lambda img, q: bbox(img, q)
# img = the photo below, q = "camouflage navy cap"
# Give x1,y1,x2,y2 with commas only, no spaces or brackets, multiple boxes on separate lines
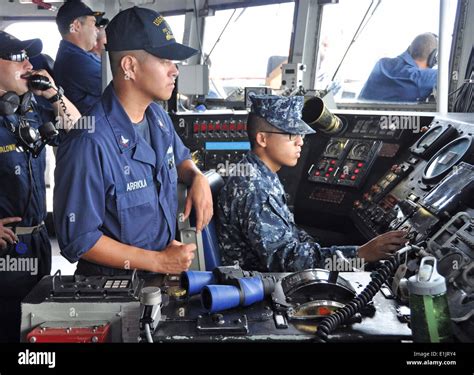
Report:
249,95,316,135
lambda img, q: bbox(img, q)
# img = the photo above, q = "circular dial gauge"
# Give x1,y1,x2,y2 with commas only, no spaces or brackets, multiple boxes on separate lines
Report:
423,136,473,183
349,142,371,160
411,123,458,158
324,140,347,157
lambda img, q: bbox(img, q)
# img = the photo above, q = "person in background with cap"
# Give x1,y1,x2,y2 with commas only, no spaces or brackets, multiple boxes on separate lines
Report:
54,7,213,276
54,0,104,114
217,95,407,272
0,31,80,342
89,16,109,61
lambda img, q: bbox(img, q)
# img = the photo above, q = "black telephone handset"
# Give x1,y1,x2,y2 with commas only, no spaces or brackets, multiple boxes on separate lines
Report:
27,74,53,91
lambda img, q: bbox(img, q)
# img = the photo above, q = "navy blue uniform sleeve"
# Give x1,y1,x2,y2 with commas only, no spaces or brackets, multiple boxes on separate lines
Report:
170,119,191,166
34,96,54,124
239,192,358,272
296,227,358,261
416,68,437,100
53,133,105,262
55,54,101,114
74,54,101,97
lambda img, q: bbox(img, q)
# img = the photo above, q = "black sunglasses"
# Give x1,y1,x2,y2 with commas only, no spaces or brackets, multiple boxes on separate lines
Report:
0,50,29,62
262,131,306,141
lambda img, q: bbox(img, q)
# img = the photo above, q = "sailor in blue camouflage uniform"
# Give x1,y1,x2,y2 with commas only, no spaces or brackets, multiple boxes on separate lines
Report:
217,95,407,272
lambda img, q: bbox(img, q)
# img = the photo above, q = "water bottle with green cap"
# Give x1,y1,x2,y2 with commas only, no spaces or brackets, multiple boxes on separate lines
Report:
407,256,453,343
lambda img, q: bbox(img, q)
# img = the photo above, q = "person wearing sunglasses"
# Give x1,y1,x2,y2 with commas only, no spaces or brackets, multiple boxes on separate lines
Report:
216,94,407,272
0,31,80,342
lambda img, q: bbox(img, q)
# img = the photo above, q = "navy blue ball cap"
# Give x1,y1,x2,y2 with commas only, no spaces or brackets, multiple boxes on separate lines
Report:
250,95,316,135
95,16,109,28
106,7,199,61
56,0,105,34
0,30,42,58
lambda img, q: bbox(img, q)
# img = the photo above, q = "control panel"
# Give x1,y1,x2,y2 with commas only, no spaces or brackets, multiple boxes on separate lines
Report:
293,113,474,340
171,111,249,171
344,114,406,139
351,117,474,239
293,111,434,230
307,138,382,188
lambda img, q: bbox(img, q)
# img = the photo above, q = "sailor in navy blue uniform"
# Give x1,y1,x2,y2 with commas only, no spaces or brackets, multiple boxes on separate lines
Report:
54,7,213,276
0,31,80,342
54,1,105,114
359,33,438,102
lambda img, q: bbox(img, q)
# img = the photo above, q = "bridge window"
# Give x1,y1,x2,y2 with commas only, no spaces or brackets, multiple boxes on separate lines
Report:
166,15,185,44
315,0,458,107
202,2,295,98
5,21,61,60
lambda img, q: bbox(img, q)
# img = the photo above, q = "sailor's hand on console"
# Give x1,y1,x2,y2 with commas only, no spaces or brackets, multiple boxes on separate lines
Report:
357,230,408,262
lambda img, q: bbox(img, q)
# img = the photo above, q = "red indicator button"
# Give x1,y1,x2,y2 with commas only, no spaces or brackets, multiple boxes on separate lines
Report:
318,307,332,316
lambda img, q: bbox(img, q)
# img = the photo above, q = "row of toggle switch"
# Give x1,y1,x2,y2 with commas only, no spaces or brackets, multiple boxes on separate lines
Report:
193,120,247,137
